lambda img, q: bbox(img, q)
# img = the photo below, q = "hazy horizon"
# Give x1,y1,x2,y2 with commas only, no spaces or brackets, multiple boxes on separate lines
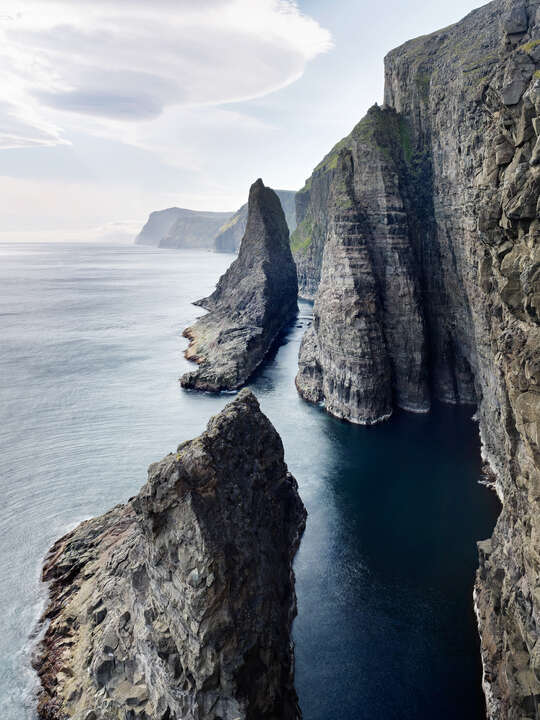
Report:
1,0,485,242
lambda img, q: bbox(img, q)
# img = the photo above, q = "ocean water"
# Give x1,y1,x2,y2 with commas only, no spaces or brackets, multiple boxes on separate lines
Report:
0,242,500,719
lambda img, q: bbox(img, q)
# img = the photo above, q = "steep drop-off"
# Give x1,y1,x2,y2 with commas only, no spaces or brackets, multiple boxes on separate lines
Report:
181,179,298,392
294,1,539,717
214,190,297,253
135,208,232,249
33,390,306,720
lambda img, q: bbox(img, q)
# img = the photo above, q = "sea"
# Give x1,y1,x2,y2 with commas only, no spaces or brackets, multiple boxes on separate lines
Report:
0,242,500,719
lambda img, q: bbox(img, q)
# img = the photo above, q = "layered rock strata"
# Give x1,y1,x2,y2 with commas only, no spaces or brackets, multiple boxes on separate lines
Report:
34,390,306,720
181,179,298,391
295,108,430,423
214,189,297,254
295,0,540,716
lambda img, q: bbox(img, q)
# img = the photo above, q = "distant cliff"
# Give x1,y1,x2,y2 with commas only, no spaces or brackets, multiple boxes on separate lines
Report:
134,190,297,252
181,179,298,391
293,1,539,717
214,189,297,253
34,390,306,720
135,208,232,249
134,207,185,246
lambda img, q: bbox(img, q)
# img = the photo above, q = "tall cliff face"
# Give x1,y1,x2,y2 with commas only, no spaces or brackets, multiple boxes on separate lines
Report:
181,179,298,392
34,390,306,720
295,1,540,716
215,190,297,254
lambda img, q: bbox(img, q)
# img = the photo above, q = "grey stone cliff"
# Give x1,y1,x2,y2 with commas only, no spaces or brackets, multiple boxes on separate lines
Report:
33,390,306,720
135,208,232,249
181,179,298,392
214,190,297,254
294,1,540,717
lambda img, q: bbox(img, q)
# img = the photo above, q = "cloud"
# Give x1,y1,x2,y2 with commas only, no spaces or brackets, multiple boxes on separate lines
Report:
0,0,332,148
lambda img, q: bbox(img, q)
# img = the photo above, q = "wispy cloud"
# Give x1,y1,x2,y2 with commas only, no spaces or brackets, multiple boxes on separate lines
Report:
1,0,332,149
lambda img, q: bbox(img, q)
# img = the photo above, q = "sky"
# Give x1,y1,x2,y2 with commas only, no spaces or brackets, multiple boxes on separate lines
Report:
0,0,486,242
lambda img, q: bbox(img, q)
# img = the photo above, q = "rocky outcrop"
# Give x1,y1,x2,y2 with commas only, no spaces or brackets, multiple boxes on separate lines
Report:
295,0,540,716
181,179,298,391
214,190,297,254
33,390,306,720
135,208,232,249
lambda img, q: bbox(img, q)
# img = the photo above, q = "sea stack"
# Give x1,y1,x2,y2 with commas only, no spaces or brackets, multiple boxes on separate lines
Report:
181,179,298,391
34,390,307,720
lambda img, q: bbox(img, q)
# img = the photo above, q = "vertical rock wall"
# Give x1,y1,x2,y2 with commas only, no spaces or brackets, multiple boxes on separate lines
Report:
294,0,540,716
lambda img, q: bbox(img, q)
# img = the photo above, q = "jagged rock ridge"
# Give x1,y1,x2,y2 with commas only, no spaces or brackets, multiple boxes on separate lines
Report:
214,190,297,254
181,179,298,392
33,390,306,720
294,0,539,717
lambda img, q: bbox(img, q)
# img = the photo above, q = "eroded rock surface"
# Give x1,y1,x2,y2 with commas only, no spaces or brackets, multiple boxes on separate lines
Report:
181,179,298,391
294,0,540,716
34,390,306,720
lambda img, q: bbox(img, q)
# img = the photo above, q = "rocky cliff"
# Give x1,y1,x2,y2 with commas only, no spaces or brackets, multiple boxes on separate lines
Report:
159,210,232,250
135,208,232,249
134,207,185,246
294,1,540,716
33,390,306,720
214,190,297,254
181,179,298,391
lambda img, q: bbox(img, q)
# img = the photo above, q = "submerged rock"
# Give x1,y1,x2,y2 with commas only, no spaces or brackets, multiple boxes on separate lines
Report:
33,390,306,720
181,179,298,391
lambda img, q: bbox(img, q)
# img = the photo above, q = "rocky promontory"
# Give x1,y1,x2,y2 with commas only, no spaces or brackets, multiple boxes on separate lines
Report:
34,390,306,720
181,179,298,391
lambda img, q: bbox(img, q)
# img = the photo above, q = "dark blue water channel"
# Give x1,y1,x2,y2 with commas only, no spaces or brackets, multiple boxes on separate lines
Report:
0,243,500,719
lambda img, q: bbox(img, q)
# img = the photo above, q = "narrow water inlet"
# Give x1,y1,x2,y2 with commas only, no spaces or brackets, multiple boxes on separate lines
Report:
254,303,502,720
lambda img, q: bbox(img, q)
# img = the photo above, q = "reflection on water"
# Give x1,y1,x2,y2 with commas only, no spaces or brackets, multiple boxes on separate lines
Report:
0,243,500,720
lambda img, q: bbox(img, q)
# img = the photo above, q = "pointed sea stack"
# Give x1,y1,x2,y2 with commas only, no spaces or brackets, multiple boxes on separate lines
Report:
34,390,306,720
181,179,298,391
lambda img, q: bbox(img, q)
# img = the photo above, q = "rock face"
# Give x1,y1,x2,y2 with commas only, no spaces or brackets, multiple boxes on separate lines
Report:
135,208,232,249
295,108,430,423
214,190,297,254
34,390,306,720
181,179,298,391
294,1,540,716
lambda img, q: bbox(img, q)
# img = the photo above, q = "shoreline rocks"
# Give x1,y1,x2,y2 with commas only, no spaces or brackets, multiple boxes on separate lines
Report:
33,390,306,720
181,179,298,392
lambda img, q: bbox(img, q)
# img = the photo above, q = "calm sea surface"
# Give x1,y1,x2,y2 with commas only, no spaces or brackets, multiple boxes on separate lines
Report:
0,242,500,719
